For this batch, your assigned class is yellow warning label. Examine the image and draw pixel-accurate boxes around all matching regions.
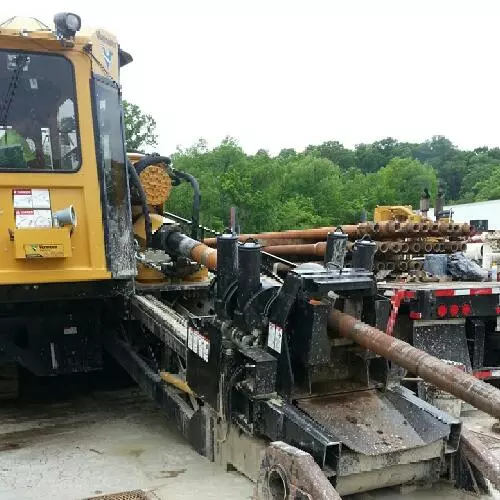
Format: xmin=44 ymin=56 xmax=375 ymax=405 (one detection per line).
xmin=24 ymin=244 xmax=64 ymax=258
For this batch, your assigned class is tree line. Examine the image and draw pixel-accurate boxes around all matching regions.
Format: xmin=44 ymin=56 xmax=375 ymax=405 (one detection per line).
xmin=122 ymin=102 xmax=500 ymax=234
xmin=165 ymin=136 xmax=500 ymax=234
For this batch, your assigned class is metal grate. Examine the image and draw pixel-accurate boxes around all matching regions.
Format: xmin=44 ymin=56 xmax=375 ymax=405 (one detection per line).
xmin=85 ymin=490 xmax=150 ymax=500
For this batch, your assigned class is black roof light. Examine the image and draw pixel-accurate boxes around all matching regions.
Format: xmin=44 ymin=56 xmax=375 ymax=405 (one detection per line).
xmin=53 ymin=12 xmax=81 ymax=39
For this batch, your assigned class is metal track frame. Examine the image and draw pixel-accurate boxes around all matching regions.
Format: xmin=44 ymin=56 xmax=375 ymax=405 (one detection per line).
xmin=104 ymin=333 xmax=214 ymax=458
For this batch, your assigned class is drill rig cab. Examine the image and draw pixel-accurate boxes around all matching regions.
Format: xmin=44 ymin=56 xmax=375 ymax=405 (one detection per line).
xmin=0 ymin=14 xmax=498 ymax=499
xmin=0 ymin=15 xmax=139 ymax=383
xmin=0 ymin=14 xmax=209 ymax=378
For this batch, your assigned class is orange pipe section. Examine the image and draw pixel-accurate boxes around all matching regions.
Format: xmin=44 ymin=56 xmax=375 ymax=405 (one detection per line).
xmin=263 ymin=242 xmax=326 ymax=257
xmin=191 ymin=243 xmax=217 ymax=270
xmin=204 ymin=227 xmax=337 ymax=246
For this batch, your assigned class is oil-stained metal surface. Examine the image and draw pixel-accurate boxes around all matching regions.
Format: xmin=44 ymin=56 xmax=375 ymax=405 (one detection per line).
xmin=413 ymin=321 xmax=472 ymax=371
xmin=461 ymin=428 xmax=500 ymax=490
xmin=255 ymin=441 xmax=342 ymax=500
xmin=297 ymin=389 xmax=449 ymax=455
xmin=328 ymin=309 xmax=500 ymax=419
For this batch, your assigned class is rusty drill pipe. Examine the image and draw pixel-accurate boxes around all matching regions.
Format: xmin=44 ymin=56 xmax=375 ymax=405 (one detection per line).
xmin=164 ymin=231 xmax=218 ymax=270
xmin=390 ymin=242 xmax=401 ymax=254
xmin=429 ymin=223 xmax=440 ymax=235
xmin=263 ymin=242 xmax=326 ymax=257
xmin=450 ymin=243 xmax=459 ymax=252
xmin=340 ymin=225 xmax=361 ymax=238
xmin=460 ymin=242 xmax=467 ymax=251
xmin=377 ymin=242 xmax=390 ymax=253
xmin=432 ymin=242 xmax=442 ymax=252
xmin=372 ymin=221 xmax=401 ymax=237
xmin=400 ymin=242 xmax=410 ymax=253
xmin=341 ymin=223 xmax=375 ymax=238
xmin=398 ymin=260 xmax=409 ymax=272
xmin=409 ymin=242 xmax=422 ymax=254
xmin=190 ymin=242 xmax=218 ymax=270
xmin=423 ymin=242 xmax=433 ymax=253
xmin=357 ymin=222 xmax=376 ymax=235
xmin=401 ymin=222 xmax=421 ymax=236
xmin=409 ymin=260 xmax=423 ymax=271
xmin=258 ymin=238 xmax=310 ymax=247
xmin=375 ymin=261 xmax=386 ymax=272
xmin=204 ymin=227 xmax=337 ymax=246
xmin=328 ymin=310 xmax=500 ymax=419
xmin=438 ymin=223 xmax=453 ymax=235
xmin=419 ymin=223 xmax=429 ymax=233
xmin=385 ymin=261 xmax=396 ymax=271
xmin=205 ymin=237 xmax=312 ymax=248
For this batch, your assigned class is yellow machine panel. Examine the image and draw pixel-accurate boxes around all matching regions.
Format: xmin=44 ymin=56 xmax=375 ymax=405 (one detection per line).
xmin=14 ymin=227 xmax=72 ymax=259
xmin=0 ymin=35 xmax=111 ymax=284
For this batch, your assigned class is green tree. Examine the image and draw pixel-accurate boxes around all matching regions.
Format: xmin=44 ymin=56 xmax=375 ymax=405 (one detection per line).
xmin=354 ymin=143 xmax=386 ymax=173
xmin=165 ymin=135 xmax=497 ymax=235
xmin=277 ymin=148 xmax=297 ymax=160
xmin=469 ymin=166 xmax=500 ymax=201
xmin=375 ymin=158 xmax=438 ymax=208
xmin=305 ymin=141 xmax=356 ymax=170
xmin=122 ymin=100 xmax=158 ymax=152
xmin=459 ymin=153 xmax=500 ymax=202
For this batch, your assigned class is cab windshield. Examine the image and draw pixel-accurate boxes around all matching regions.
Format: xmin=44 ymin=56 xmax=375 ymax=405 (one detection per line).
xmin=0 ymin=50 xmax=80 ymax=171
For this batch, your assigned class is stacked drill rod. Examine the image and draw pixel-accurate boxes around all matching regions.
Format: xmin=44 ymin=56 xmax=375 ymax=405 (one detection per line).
xmin=203 ymin=221 xmax=471 ymax=275
xmin=342 ymin=220 xmax=469 ymax=273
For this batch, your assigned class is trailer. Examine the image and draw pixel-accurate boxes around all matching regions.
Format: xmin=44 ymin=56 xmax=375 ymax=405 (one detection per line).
xmin=378 ymin=281 xmax=500 ymax=383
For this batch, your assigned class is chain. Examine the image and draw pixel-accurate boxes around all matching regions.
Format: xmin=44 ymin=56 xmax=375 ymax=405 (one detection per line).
xmin=0 ymin=55 xmax=28 ymax=125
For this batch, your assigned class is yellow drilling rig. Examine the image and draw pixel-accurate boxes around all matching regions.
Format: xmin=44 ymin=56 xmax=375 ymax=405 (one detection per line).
xmin=0 ymin=13 xmax=499 ymax=498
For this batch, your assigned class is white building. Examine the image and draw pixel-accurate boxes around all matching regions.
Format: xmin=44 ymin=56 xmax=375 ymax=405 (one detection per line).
xmin=428 ymin=199 xmax=500 ymax=231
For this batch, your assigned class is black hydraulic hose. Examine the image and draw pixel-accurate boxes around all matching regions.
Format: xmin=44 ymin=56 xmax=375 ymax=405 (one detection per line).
xmin=173 ymin=170 xmax=201 ymax=240
xmin=134 ymin=154 xmax=172 ymax=175
xmin=126 ymin=159 xmax=152 ymax=248
xmin=131 ymin=154 xmax=200 ymax=241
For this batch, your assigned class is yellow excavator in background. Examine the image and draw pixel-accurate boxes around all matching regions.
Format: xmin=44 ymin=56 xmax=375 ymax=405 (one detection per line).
xmin=373 ymin=187 xmax=452 ymax=224
xmin=0 ymin=13 xmax=498 ymax=499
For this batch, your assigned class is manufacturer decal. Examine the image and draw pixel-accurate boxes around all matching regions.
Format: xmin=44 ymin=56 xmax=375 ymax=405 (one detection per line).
xmin=267 ymin=322 xmax=283 ymax=353
xmin=24 ymin=244 xmax=64 ymax=258
xmin=102 ymin=46 xmax=113 ymax=69
xmin=187 ymin=326 xmax=210 ymax=362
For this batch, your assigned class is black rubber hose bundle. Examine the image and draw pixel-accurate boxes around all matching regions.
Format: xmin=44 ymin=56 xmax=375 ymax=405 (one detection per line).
xmin=128 ymin=153 xmax=201 ymax=244
xmin=126 ymin=159 xmax=153 ymax=248
xmin=134 ymin=154 xmax=172 ymax=175
xmin=172 ymin=170 xmax=201 ymax=240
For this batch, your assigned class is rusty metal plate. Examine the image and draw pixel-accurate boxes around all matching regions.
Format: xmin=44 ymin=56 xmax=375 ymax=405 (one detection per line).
xmin=297 ymin=389 xmax=427 ymax=455
xmin=85 ymin=491 xmax=150 ymax=500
